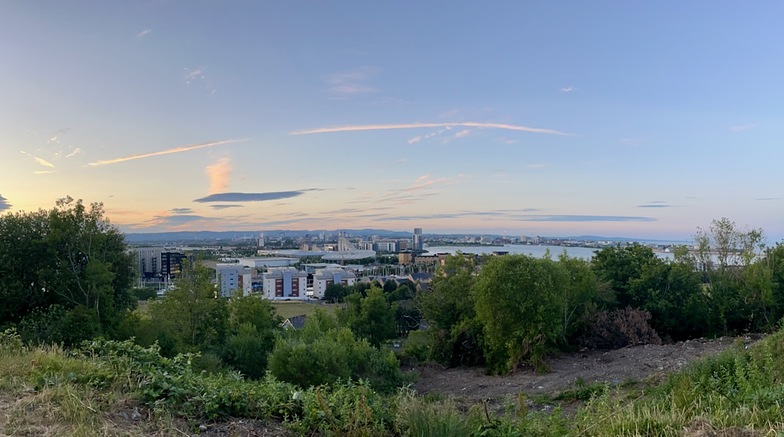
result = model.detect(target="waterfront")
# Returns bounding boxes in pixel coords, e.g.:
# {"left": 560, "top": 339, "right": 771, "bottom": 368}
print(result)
{"left": 423, "top": 244, "right": 675, "bottom": 261}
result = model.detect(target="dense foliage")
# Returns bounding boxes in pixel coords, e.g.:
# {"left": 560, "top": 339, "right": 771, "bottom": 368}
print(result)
{"left": 0, "top": 198, "right": 135, "bottom": 345}
{"left": 5, "top": 327, "right": 784, "bottom": 435}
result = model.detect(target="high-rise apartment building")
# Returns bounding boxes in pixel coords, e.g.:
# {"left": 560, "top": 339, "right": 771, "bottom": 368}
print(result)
{"left": 412, "top": 228, "right": 423, "bottom": 253}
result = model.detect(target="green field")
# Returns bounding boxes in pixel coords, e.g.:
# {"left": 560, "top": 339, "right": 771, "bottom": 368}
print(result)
{"left": 271, "top": 301, "right": 339, "bottom": 319}
{"left": 135, "top": 299, "right": 338, "bottom": 320}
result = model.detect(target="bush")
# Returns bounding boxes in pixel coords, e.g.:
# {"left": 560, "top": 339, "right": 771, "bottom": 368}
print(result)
{"left": 18, "top": 305, "right": 102, "bottom": 347}
{"left": 579, "top": 307, "right": 661, "bottom": 350}
{"left": 132, "top": 287, "right": 158, "bottom": 301}
{"left": 268, "top": 312, "right": 403, "bottom": 392}
{"left": 400, "top": 330, "right": 432, "bottom": 365}
{"left": 0, "top": 328, "right": 24, "bottom": 355}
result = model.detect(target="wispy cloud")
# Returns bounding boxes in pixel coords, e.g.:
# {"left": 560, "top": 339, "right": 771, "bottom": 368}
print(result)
{"left": 378, "top": 213, "right": 655, "bottom": 223}
{"left": 619, "top": 137, "right": 645, "bottom": 146}
{"left": 326, "top": 66, "right": 378, "bottom": 97}
{"left": 560, "top": 86, "right": 575, "bottom": 93}
{"left": 526, "top": 163, "right": 548, "bottom": 169}
{"left": 210, "top": 204, "right": 245, "bottom": 210}
{"left": 171, "top": 208, "right": 194, "bottom": 214}
{"left": 0, "top": 195, "right": 11, "bottom": 211}
{"left": 730, "top": 124, "right": 755, "bottom": 132}
{"left": 756, "top": 197, "right": 779, "bottom": 201}
{"left": 184, "top": 67, "right": 206, "bottom": 84}
{"left": 87, "top": 139, "right": 244, "bottom": 167}
{"left": 408, "top": 127, "right": 451, "bottom": 144}
{"left": 64, "top": 147, "right": 83, "bottom": 158}
{"left": 136, "top": 29, "right": 152, "bottom": 39}
{"left": 637, "top": 200, "right": 673, "bottom": 208}
{"left": 206, "top": 157, "right": 232, "bottom": 194}
{"left": 519, "top": 215, "right": 655, "bottom": 222}
{"left": 292, "top": 121, "right": 571, "bottom": 136}
{"left": 20, "top": 151, "right": 56, "bottom": 169}
{"left": 193, "top": 191, "right": 308, "bottom": 203}
{"left": 143, "top": 214, "right": 220, "bottom": 228}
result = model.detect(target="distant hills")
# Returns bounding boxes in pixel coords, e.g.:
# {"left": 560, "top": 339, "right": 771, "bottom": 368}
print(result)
{"left": 124, "top": 229, "right": 413, "bottom": 243}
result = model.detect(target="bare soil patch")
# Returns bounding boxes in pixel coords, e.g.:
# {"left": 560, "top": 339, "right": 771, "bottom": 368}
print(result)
{"left": 414, "top": 336, "right": 755, "bottom": 404}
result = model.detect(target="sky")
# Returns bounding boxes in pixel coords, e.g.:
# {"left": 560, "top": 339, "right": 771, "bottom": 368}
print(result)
{"left": 2, "top": 1, "right": 784, "bottom": 241}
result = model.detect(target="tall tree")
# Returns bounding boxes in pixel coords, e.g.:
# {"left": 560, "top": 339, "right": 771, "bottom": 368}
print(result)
{"left": 693, "top": 218, "right": 768, "bottom": 333}
{"left": 474, "top": 255, "right": 565, "bottom": 373}
{"left": 222, "top": 295, "right": 282, "bottom": 378}
{"left": 148, "top": 262, "right": 229, "bottom": 354}
{"left": 417, "top": 253, "right": 483, "bottom": 366}
{"left": 337, "top": 287, "right": 397, "bottom": 347}
{"left": 557, "top": 252, "right": 608, "bottom": 345}
{"left": 0, "top": 197, "right": 135, "bottom": 342}
{"left": 592, "top": 243, "right": 659, "bottom": 309}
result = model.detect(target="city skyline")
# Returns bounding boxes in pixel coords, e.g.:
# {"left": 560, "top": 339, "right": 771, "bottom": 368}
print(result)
{"left": 2, "top": 2, "right": 784, "bottom": 241}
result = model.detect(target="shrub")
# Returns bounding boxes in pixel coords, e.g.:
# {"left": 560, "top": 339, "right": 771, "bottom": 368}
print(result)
{"left": 579, "top": 307, "right": 661, "bottom": 350}
{"left": 268, "top": 312, "right": 403, "bottom": 392}
{"left": 400, "top": 330, "right": 432, "bottom": 365}
{"left": 0, "top": 328, "right": 24, "bottom": 355}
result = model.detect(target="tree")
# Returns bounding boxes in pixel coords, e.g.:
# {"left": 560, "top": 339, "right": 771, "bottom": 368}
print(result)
{"left": 592, "top": 243, "right": 659, "bottom": 309}
{"left": 417, "top": 253, "right": 483, "bottom": 366}
{"left": 324, "top": 283, "right": 350, "bottom": 303}
{"left": 557, "top": 252, "right": 608, "bottom": 345}
{"left": 693, "top": 218, "right": 767, "bottom": 334}
{"left": 473, "top": 255, "right": 565, "bottom": 373}
{"left": 337, "top": 287, "right": 397, "bottom": 347}
{"left": 0, "top": 197, "right": 135, "bottom": 342}
{"left": 147, "top": 262, "right": 229, "bottom": 354}
{"left": 222, "top": 295, "right": 282, "bottom": 378}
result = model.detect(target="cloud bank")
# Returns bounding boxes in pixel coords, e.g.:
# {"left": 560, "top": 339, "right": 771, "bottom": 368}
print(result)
{"left": 87, "top": 139, "right": 244, "bottom": 167}
{"left": 291, "top": 121, "right": 571, "bottom": 136}
{"left": 0, "top": 195, "right": 11, "bottom": 211}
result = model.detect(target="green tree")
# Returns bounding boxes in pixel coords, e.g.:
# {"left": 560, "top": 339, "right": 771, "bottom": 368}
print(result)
{"left": 323, "top": 283, "right": 350, "bottom": 303}
{"left": 473, "top": 255, "right": 565, "bottom": 373}
{"left": 221, "top": 295, "right": 282, "bottom": 378}
{"left": 693, "top": 218, "right": 767, "bottom": 334}
{"left": 592, "top": 243, "right": 659, "bottom": 309}
{"left": 0, "top": 197, "right": 135, "bottom": 342}
{"left": 147, "top": 262, "right": 229, "bottom": 354}
{"left": 338, "top": 287, "right": 397, "bottom": 347}
{"left": 417, "top": 253, "right": 483, "bottom": 366}
{"left": 557, "top": 253, "right": 608, "bottom": 345}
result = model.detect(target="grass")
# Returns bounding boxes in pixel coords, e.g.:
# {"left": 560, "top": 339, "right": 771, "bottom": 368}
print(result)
{"left": 0, "top": 343, "right": 188, "bottom": 436}
{"left": 135, "top": 299, "right": 337, "bottom": 320}
{"left": 4, "top": 327, "right": 784, "bottom": 436}
{"left": 271, "top": 301, "right": 338, "bottom": 319}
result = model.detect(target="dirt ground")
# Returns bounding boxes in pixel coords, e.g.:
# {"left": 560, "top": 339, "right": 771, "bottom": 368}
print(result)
{"left": 414, "top": 336, "right": 759, "bottom": 405}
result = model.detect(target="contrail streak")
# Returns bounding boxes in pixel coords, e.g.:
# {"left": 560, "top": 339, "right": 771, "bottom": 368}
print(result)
{"left": 87, "top": 139, "right": 245, "bottom": 167}
{"left": 290, "top": 122, "right": 571, "bottom": 136}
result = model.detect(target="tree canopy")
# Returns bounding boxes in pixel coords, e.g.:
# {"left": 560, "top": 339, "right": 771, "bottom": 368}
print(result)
{"left": 0, "top": 197, "right": 135, "bottom": 344}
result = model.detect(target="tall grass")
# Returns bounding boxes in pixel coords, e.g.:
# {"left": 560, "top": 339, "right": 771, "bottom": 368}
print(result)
{"left": 3, "top": 327, "right": 784, "bottom": 435}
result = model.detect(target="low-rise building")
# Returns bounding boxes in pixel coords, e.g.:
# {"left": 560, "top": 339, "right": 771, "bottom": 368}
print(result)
{"left": 313, "top": 267, "right": 357, "bottom": 299}
{"left": 216, "top": 263, "right": 253, "bottom": 297}
{"left": 263, "top": 267, "right": 308, "bottom": 300}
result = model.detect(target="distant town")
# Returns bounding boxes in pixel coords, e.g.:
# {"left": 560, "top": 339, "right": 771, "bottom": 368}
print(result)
{"left": 130, "top": 228, "right": 684, "bottom": 298}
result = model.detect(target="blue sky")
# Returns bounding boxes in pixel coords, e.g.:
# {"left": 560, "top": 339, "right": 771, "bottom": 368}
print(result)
{"left": 2, "top": 1, "right": 783, "bottom": 241}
